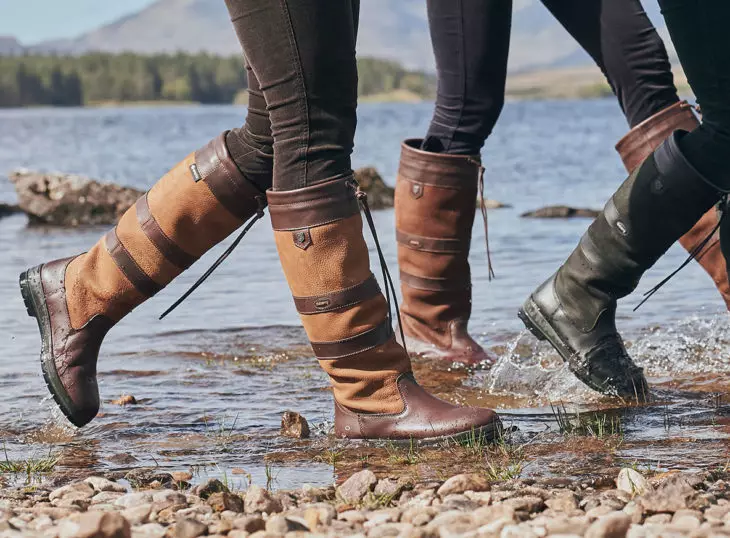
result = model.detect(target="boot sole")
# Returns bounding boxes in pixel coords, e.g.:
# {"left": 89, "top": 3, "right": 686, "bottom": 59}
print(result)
{"left": 19, "top": 266, "right": 83, "bottom": 427}
{"left": 346, "top": 418, "right": 503, "bottom": 445}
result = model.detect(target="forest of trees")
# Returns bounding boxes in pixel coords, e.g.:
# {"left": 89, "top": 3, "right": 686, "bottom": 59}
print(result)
{"left": 0, "top": 53, "right": 435, "bottom": 108}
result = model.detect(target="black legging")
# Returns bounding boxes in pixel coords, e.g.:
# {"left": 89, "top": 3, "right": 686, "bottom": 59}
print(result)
{"left": 424, "top": 0, "right": 681, "bottom": 155}
{"left": 660, "top": 0, "right": 730, "bottom": 190}
{"left": 223, "top": 0, "right": 359, "bottom": 193}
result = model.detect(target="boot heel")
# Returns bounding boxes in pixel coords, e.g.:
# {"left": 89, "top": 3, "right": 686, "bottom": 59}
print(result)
{"left": 518, "top": 305, "right": 547, "bottom": 341}
{"left": 19, "top": 269, "right": 39, "bottom": 319}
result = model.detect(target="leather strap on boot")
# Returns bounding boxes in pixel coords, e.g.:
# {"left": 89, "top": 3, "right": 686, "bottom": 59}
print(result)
{"left": 395, "top": 139, "right": 492, "bottom": 363}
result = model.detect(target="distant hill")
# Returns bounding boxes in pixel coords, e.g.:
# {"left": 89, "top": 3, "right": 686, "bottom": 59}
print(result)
{"left": 15, "top": 0, "right": 670, "bottom": 73}
{"left": 0, "top": 36, "right": 23, "bottom": 55}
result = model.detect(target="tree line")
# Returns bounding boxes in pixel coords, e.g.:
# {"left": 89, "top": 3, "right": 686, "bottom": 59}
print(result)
{"left": 0, "top": 53, "right": 435, "bottom": 108}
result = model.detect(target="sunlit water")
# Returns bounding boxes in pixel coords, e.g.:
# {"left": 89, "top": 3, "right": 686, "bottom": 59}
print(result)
{"left": 1, "top": 101, "right": 729, "bottom": 489}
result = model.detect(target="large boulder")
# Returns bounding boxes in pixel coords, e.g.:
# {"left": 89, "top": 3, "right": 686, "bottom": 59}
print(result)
{"left": 9, "top": 169, "right": 143, "bottom": 226}
{"left": 521, "top": 205, "right": 600, "bottom": 219}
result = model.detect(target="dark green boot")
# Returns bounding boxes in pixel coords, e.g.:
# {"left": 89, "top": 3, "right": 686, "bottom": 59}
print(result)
{"left": 519, "top": 132, "right": 722, "bottom": 401}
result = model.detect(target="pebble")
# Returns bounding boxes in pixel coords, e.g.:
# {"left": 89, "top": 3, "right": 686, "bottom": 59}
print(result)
{"left": 114, "top": 493, "right": 153, "bottom": 509}
{"left": 86, "top": 477, "right": 128, "bottom": 494}
{"left": 207, "top": 492, "right": 243, "bottom": 513}
{"left": 194, "top": 479, "right": 229, "bottom": 500}
{"left": 617, "top": 469, "right": 652, "bottom": 497}
{"left": 244, "top": 485, "right": 283, "bottom": 515}
{"left": 337, "top": 470, "right": 378, "bottom": 504}
{"left": 174, "top": 518, "right": 208, "bottom": 538}
{"left": 75, "top": 511, "right": 131, "bottom": 538}
{"left": 585, "top": 512, "right": 632, "bottom": 538}
{"left": 232, "top": 515, "right": 266, "bottom": 532}
{"left": 437, "top": 474, "right": 490, "bottom": 497}
{"left": 111, "top": 395, "right": 137, "bottom": 406}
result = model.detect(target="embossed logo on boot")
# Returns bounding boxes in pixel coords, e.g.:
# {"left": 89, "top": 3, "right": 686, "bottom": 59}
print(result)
{"left": 293, "top": 230, "right": 312, "bottom": 250}
{"left": 411, "top": 182, "right": 424, "bottom": 199}
{"left": 315, "top": 298, "right": 331, "bottom": 310}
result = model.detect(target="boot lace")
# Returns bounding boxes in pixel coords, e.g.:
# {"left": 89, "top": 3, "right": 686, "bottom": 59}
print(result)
{"left": 353, "top": 181, "right": 409, "bottom": 354}
{"left": 468, "top": 158, "right": 495, "bottom": 280}
{"left": 635, "top": 194, "right": 728, "bottom": 311}
{"left": 160, "top": 195, "right": 267, "bottom": 319}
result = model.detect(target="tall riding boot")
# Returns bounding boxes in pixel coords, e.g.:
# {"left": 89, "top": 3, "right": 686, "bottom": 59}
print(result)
{"left": 616, "top": 101, "right": 730, "bottom": 309}
{"left": 395, "top": 140, "right": 493, "bottom": 365}
{"left": 19, "top": 133, "right": 268, "bottom": 427}
{"left": 520, "top": 131, "right": 722, "bottom": 400}
{"left": 268, "top": 177, "right": 500, "bottom": 440}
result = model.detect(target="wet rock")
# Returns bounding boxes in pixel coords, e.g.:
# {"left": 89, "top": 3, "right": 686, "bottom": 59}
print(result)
{"left": 207, "top": 492, "right": 243, "bottom": 513}
{"left": 50, "top": 482, "right": 96, "bottom": 503}
{"left": 109, "top": 453, "right": 139, "bottom": 465}
{"left": 111, "top": 395, "right": 137, "bottom": 406}
{"left": 171, "top": 472, "right": 194, "bottom": 483}
{"left": 74, "top": 511, "right": 131, "bottom": 538}
{"left": 521, "top": 205, "right": 600, "bottom": 219}
{"left": 481, "top": 199, "right": 512, "bottom": 209}
{"left": 194, "top": 479, "right": 229, "bottom": 500}
{"left": 353, "top": 167, "right": 394, "bottom": 210}
{"left": 337, "top": 470, "right": 378, "bottom": 504}
{"left": 232, "top": 516, "right": 266, "bottom": 533}
{"left": 9, "top": 169, "right": 144, "bottom": 226}
{"left": 617, "top": 469, "right": 652, "bottom": 497}
{"left": 174, "top": 518, "right": 208, "bottom": 538}
{"left": 280, "top": 411, "right": 310, "bottom": 439}
{"left": 265, "top": 515, "right": 309, "bottom": 534}
{"left": 124, "top": 469, "right": 175, "bottom": 490}
{"left": 436, "top": 474, "right": 490, "bottom": 497}
{"left": 244, "top": 485, "right": 283, "bottom": 514}
{"left": 585, "top": 512, "right": 631, "bottom": 538}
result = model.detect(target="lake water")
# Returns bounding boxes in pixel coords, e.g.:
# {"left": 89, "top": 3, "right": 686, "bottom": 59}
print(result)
{"left": 1, "top": 101, "right": 729, "bottom": 490}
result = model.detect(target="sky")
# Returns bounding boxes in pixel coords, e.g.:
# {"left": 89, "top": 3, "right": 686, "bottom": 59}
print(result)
{"left": 0, "top": 0, "right": 155, "bottom": 44}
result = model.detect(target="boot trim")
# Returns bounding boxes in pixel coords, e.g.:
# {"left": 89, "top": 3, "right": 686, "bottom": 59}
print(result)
{"left": 104, "top": 229, "right": 162, "bottom": 297}
{"left": 400, "top": 270, "right": 470, "bottom": 292}
{"left": 310, "top": 318, "right": 392, "bottom": 359}
{"left": 193, "top": 133, "right": 267, "bottom": 221}
{"left": 135, "top": 194, "right": 196, "bottom": 270}
{"left": 269, "top": 177, "right": 360, "bottom": 230}
{"left": 396, "top": 230, "right": 469, "bottom": 254}
{"left": 399, "top": 139, "right": 480, "bottom": 185}
{"left": 616, "top": 101, "right": 699, "bottom": 173}
{"left": 293, "top": 273, "right": 380, "bottom": 315}
{"left": 655, "top": 131, "right": 726, "bottom": 193}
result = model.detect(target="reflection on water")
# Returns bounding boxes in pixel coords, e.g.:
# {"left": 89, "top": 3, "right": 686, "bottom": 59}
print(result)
{"left": 1, "top": 101, "right": 729, "bottom": 488}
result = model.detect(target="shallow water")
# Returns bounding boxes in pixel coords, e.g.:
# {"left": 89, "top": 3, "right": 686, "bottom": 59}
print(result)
{"left": 1, "top": 101, "right": 729, "bottom": 489}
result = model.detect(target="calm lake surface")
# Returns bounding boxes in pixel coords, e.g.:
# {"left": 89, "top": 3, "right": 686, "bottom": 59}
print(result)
{"left": 1, "top": 101, "right": 729, "bottom": 489}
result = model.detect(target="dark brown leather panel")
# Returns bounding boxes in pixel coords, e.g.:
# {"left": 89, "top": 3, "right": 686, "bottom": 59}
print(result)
{"left": 334, "top": 373, "right": 500, "bottom": 440}
{"left": 294, "top": 273, "right": 381, "bottom": 314}
{"left": 397, "top": 139, "right": 481, "bottom": 187}
{"left": 194, "top": 132, "right": 267, "bottom": 221}
{"left": 268, "top": 176, "right": 360, "bottom": 231}
{"left": 311, "top": 318, "right": 392, "bottom": 359}
{"left": 400, "top": 271, "right": 469, "bottom": 292}
{"left": 135, "top": 194, "right": 197, "bottom": 270}
{"left": 105, "top": 229, "right": 162, "bottom": 297}
{"left": 396, "top": 230, "right": 468, "bottom": 254}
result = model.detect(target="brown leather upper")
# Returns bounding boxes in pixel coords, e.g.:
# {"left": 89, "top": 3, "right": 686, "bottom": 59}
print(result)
{"left": 395, "top": 139, "right": 492, "bottom": 364}
{"left": 334, "top": 374, "right": 500, "bottom": 440}
{"left": 616, "top": 102, "right": 730, "bottom": 310}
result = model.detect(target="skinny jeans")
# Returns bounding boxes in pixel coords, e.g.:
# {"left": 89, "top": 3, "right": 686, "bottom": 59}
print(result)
{"left": 423, "top": 0, "right": 680, "bottom": 155}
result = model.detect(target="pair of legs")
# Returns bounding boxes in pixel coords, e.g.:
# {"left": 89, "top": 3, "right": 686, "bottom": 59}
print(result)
{"left": 521, "top": 0, "right": 730, "bottom": 399}
{"left": 395, "top": 0, "right": 730, "bottom": 374}
{"left": 20, "top": 0, "right": 500, "bottom": 440}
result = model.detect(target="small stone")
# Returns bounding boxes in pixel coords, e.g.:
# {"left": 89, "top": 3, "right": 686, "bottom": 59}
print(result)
{"left": 265, "top": 515, "right": 308, "bottom": 534}
{"left": 374, "top": 479, "right": 403, "bottom": 499}
{"left": 437, "top": 474, "right": 490, "bottom": 497}
{"left": 50, "top": 482, "right": 95, "bottom": 503}
{"left": 503, "top": 495, "right": 546, "bottom": 513}
{"left": 364, "top": 509, "right": 398, "bottom": 528}
{"left": 339, "top": 510, "right": 367, "bottom": 524}
{"left": 337, "top": 470, "right": 378, "bottom": 504}
{"left": 91, "top": 492, "right": 124, "bottom": 505}
{"left": 227, "top": 532, "right": 249, "bottom": 538}
{"left": 133, "top": 522, "right": 166, "bottom": 538}
{"left": 121, "top": 504, "right": 152, "bottom": 525}
{"left": 368, "top": 523, "right": 414, "bottom": 537}
{"left": 501, "top": 524, "right": 539, "bottom": 538}
{"left": 638, "top": 474, "right": 699, "bottom": 514}
{"left": 280, "top": 411, "right": 310, "bottom": 439}
{"left": 303, "top": 504, "right": 336, "bottom": 530}
{"left": 114, "top": 492, "right": 153, "bottom": 509}
{"left": 207, "top": 521, "right": 232, "bottom": 535}
{"left": 172, "top": 472, "right": 194, "bottom": 483}
{"left": 152, "top": 490, "right": 187, "bottom": 506}
{"left": 472, "top": 504, "right": 517, "bottom": 527}
{"left": 85, "top": 477, "right": 127, "bottom": 493}
{"left": 585, "top": 512, "right": 632, "bottom": 538}
{"left": 232, "top": 515, "right": 266, "bottom": 533}
{"left": 194, "top": 479, "right": 229, "bottom": 500}
{"left": 75, "top": 511, "right": 131, "bottom": 538}
{"left": 546, "top": 491, "right": 580, "bottom": 512}
{"left": 672, "top": 509, "right": 701, "bottom": 530}
{"left": 207, "top": 492, "right": 244, "bottom": 513}
{"left": 174, "top": 518, "right": 208, "bottom": 538}
{"left": 111, "top": 394, "right": 137, "bottom": 406}
{"left": 617, "top": 469, "right": 652, "bottom": 497}
{"left": 587, "top": 505, "right": 618, "bottom": 520}
{"left": 244, "top": 485, "right": 283, "bottom": 514}
{"left": 545, "top": 516, "right": 590, "bottom": 536}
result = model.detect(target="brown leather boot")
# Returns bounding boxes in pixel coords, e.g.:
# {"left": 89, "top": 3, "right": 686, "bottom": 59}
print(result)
{"left": 19, "top": 133, "right": 267, "bottom": 427}
{"left": 616, "top": 101, "right": 730, "bottom": 309}
{"left": 395, "top": 139, "right": 494, "bottom": 365}
{"left": 268, "top": 177, "right": 500, "bottom": 440}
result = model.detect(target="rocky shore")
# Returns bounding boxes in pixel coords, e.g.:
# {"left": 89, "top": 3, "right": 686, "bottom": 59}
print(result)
{"left": 2, "top": 466, "right": 730, "bottom": 538}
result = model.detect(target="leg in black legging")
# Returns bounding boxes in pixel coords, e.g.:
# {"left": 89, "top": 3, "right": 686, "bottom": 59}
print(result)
{"left": 423, "top": 0, "right": 512, "bottom": 155}
{"left": 224, "top": 0, "right": 358, "bottom": 191}
{"left": 659, "top": 0, "right": 730, "bottom": 189}
{"left": 541, "top": 0, "right": 679, "bottom": 127}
